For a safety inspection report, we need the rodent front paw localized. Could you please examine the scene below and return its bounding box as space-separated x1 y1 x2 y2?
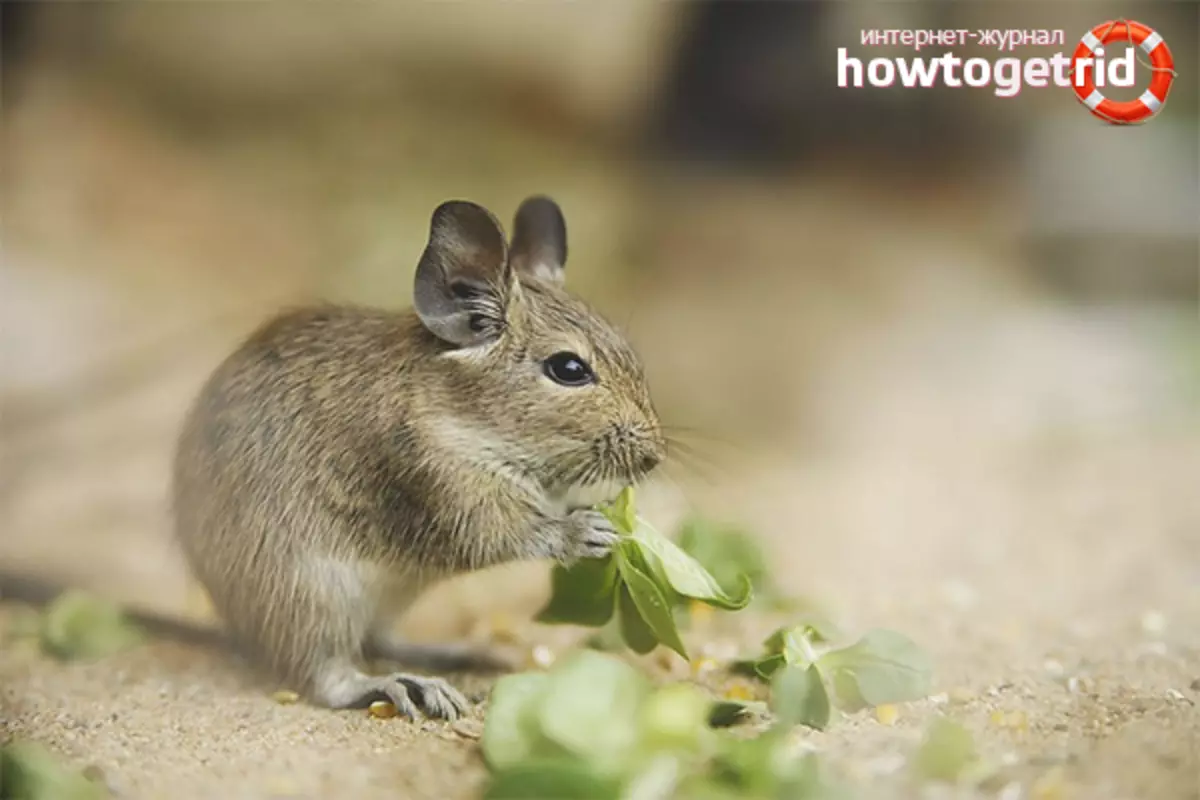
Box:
563 509 619 561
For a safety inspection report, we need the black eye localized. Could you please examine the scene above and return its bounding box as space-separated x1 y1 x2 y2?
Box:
543 351 594 387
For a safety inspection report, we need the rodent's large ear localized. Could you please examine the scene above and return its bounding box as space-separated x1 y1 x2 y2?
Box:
508 195 567 285
413 200 512 347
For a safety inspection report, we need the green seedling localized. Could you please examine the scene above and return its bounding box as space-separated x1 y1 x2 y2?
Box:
911 717 979 783
770 664 831 731
481 650 848 800
910 716 1003 788
482 650 736 797
676 517 793 610
536 488 751 659
39 590 144 661
0 741 110 800
700 734 850 800
733 615 844 680
739 622 932 730
821 629 933 713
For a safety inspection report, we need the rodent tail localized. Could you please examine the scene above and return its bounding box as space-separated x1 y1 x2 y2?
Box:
0 570 229 652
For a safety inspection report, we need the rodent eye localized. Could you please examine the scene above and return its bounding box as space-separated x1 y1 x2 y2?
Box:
543 351 594 387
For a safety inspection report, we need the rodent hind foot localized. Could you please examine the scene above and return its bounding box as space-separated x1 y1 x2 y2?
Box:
314 666 468 721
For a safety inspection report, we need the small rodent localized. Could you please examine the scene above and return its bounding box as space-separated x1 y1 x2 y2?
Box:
171 196 666 720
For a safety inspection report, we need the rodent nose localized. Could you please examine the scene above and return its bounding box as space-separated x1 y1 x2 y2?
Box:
638 451 661 473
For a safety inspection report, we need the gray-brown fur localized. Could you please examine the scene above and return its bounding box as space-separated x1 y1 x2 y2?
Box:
171 196 665 718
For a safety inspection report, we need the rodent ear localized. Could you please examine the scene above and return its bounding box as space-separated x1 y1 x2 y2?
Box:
508 195 567 285
414 200 512 347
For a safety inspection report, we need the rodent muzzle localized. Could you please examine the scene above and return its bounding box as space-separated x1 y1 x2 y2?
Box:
637 451 662 474
597 421 665 482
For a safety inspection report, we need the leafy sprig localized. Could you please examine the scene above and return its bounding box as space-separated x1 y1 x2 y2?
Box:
536 488 751 659
740 622 933 730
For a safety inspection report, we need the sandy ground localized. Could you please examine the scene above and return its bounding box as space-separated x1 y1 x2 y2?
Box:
3 67 1200 800
5 384 1200 800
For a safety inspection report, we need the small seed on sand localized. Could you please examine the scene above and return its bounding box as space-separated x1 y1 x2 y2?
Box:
270 690 300 705
724 681 756 701
529 645 555 669
452 720 483 740
368 701 398 719
874 704 899 725
689 600 715 624
949 688 975 703
989 710 1028 731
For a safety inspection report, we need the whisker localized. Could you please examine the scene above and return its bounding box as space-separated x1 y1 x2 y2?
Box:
661 450 721 486
648 463 689 500
662 423 749 456
664 436 728 477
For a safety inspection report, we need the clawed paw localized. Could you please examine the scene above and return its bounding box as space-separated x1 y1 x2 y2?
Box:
565 509 619 561
348 674 469 721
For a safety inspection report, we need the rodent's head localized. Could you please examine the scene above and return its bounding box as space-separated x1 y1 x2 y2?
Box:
412 196 665 506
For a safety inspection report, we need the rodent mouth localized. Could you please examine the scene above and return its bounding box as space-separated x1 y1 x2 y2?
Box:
560 479 630 512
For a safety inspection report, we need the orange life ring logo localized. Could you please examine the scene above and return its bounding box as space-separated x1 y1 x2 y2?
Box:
1071 20 1176 125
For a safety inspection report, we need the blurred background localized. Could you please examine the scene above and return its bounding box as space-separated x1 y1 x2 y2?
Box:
2 1 1198 796
2 1 1199 785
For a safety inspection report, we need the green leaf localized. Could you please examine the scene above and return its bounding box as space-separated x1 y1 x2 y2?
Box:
482 673 554 770
818 629 932 712
623 755 683 800
712 727 852 799
535 556 619 626
711 735 849 799
770 665 832 731
638 683 713 753
708 731 785 795
617 584 659 655
779 628 820 668
0 741 110 800
585 618 627 652
672 779 753 800
706 701 763 728
911 718 979 783
751 654 787 680
537 489 756 660
709 729 843 796
630 526 751 610
763 615 844 655
600 486 637 534
677 518 771 599
784 753 854 800
482 761 623 800
537 651 649 773
617 543 689 659
39 591 144 661
734 617 842 682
